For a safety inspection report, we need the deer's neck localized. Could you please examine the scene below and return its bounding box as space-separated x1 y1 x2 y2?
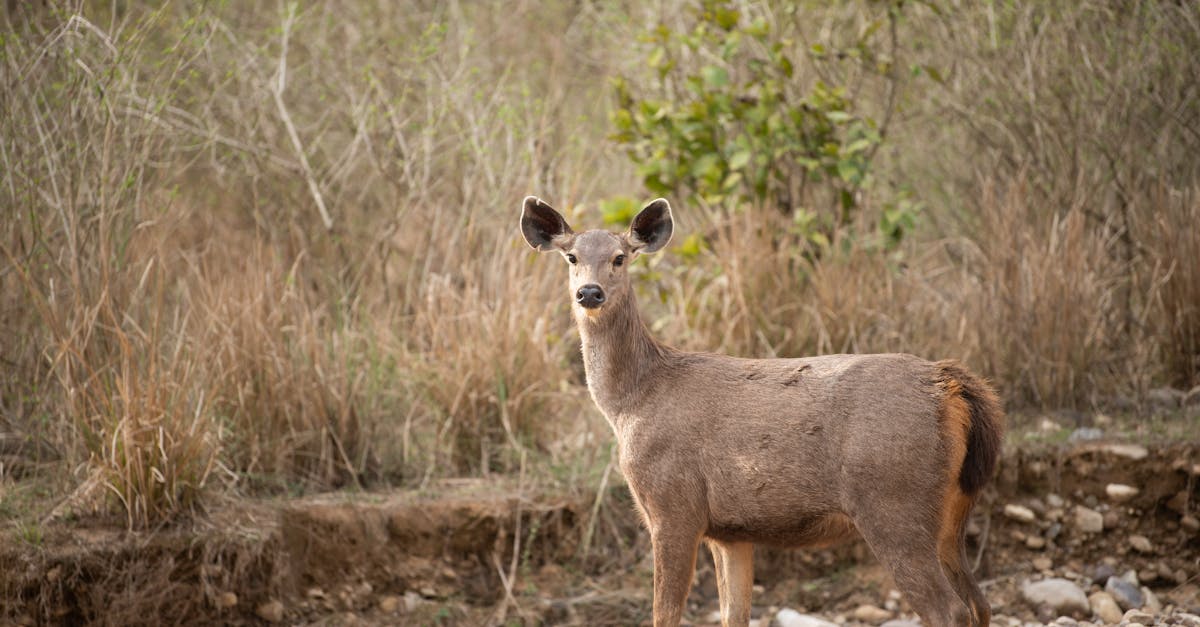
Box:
576 292 666 423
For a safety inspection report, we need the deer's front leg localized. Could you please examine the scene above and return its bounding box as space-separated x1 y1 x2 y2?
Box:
651 527 702 627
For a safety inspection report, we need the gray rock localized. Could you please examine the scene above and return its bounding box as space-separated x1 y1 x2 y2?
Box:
879 621 920 627
1104 575 1143 610
774 609 838 627
1046 493 1065 508
1091 563 1116 585
1068 427 1104 442
1022 578 1090 616
1073 506 1104 534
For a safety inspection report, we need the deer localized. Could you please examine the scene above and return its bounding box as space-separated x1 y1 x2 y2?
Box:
519 196 1004 627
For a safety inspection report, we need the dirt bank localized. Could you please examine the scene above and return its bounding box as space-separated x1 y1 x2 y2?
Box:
2 442 1196 626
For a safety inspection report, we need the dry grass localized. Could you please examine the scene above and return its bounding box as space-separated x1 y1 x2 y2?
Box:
1 0 1198 530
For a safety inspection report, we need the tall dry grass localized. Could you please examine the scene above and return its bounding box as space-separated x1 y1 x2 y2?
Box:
1 0 1197 529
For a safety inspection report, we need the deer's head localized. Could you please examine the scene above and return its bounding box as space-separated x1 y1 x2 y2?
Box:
520 197 673 321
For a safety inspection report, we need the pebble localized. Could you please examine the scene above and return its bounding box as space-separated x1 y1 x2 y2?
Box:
1022 578 1090 616
879 621 920 627
1087 591 1123 624
1006 504 1038 523
216 592 238 609
1104 575 1143 610
1100 443 1148 460
1128 534 1153 553
1182 515 1200 532
378 595 400 613
1073 506 1104 534
1123 609 1156 623
852 604 892 623
774 609 838 627
255 600 285 623
1026 535 1046 550
1106 483 1139 502
1046 494 1065 508
1032 556 1053 571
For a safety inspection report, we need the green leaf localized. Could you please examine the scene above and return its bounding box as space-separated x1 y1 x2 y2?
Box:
728 149 752 170
700 65 729 87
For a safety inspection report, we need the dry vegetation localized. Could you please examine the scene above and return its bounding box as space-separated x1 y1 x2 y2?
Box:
1 0 1198 531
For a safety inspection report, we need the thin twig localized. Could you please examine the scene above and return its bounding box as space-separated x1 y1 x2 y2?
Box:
272 3 333 231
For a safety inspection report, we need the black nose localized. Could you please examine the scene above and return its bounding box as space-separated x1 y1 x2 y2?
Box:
576 284 606 308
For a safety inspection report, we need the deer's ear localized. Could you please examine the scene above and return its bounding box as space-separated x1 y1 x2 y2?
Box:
521 196 573 251
628 198 673 253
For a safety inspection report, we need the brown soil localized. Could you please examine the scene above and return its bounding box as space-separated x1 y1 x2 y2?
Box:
2 442 1197 626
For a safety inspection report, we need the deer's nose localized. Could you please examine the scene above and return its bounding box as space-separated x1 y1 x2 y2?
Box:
576 284 606 309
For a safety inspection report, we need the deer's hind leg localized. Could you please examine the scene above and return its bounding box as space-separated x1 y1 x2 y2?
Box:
854 513 974 627
939 490 990 626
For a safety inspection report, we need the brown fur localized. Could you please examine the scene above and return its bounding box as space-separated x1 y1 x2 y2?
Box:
520 197 1005 627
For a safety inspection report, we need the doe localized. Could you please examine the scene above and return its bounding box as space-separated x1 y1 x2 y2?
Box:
520 197 1003 627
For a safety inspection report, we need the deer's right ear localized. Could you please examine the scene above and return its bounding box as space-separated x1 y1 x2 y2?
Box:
521 196 573 251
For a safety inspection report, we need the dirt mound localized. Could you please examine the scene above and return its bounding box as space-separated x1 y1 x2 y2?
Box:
1 445 1196 625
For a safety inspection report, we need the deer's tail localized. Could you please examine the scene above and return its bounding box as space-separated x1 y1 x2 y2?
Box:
934 360 1004 496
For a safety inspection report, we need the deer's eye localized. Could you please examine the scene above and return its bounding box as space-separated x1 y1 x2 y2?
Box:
613 254 625 267
566 254 577 264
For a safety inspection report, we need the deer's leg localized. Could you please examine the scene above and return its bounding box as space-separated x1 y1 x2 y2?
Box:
651 527 702 627
943 543 990 626
710 541 754 627
855 520 973 627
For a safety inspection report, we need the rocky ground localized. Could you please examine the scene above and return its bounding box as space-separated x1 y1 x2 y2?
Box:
2 434 1197 626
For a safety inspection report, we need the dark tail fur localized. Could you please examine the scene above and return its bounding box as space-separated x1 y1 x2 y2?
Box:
934 360 1005 496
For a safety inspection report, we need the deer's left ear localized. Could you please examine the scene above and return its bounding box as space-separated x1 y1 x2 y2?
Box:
521 196 573 251
627 198 673 253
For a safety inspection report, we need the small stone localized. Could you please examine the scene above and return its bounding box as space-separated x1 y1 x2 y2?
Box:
1106 484 1139 502
1032 557 1053 571
1103 510 1121 529
403 591 423 612
1022 578 1090 616
852 604 892 623
1168 490 1191 513
255 600 284 623
1069 427 1104 442
1046 494 1065 508
306 587 326 599
773 609 838 627
1005 504 1038 523
1073 506 1104 534
1091 563 1117 585
1141 587 1161 613
216 592 238 609
1123 609 1156 623
1128 534 1153 553
1105 576 1144 610
1175 613 1200 627
1182 515 1200 532
1026 535 1046 550
1100 443 1148 460
378 595 400 613
879 621 920 627
1088 591 1123 624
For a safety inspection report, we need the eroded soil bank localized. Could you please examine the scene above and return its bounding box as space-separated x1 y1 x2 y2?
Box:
2 441 1197 626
